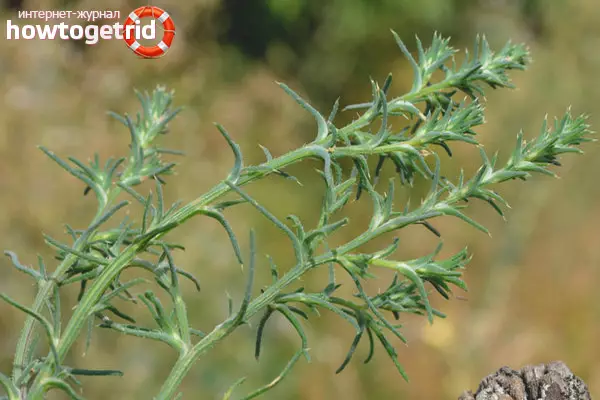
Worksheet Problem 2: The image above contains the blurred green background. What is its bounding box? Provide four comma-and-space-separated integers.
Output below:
1, 0, 599, 398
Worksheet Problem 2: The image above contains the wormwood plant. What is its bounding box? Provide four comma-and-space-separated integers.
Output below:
0, 32, 594, 400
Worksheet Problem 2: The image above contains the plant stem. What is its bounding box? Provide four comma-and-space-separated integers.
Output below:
153, 322, 231, 400
24, 145, 326, 398
22, 76, 482, 398
11, 189, 123, 389
13, 246, 86, 387
173, 294, 191, 350
26, 246, 139, 399
155, 260, 314, 399
153, 173, 461, 398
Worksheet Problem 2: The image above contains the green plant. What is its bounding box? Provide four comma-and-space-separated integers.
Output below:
0, 32, 594, 400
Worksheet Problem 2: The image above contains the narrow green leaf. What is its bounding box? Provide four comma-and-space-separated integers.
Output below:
275, 305, 310, 360
137, 292, 169, 333
391, 30, 422, 93
364, 327, 375, 364
369, 90, 389, 147
143, 162, 177, 179
103, 305, 136, 323
4, 251, 42, 280
200, 208, 243, 266
215, 123, 243, 183
0, 293, 60, 371
328, 97, 340, 122
39, 147, 105, 203
393, 262, 433, 323
371, 326, 409, 382
142, 193, 153, 234
382, 73, 393, 94
213, 198, 247, 210
189, 328, 206, 338
83, 315, 93, 357
240, 350, 303, 400
0, 371, 19, 400
225, 182, 305, 266
98, 319, 180, 349
336, 316, 365, 374
435, 204, 490, 235
255, 308, 275, 359
42, 377, 85, 400
342, 268, 407, 343
125, 115, 144, 172
174, 268, 201, 292
304, 218, 348, 251
259, 144, 273, 162
68, 368, 123, 377
278, 83, 328, 142
289, 293, 360, 332
86, 201, 129, 233
67, 157, 97, 182
154, 178, 165, 222
107, 111, 128, 126
43, 235, 108, 266
97, 278, 147, 307
306, 145, 335, 202
222, 377, 247, 400
231, 229, 256, 327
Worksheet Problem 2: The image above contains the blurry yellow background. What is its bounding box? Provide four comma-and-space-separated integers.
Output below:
1, 0, 599, 398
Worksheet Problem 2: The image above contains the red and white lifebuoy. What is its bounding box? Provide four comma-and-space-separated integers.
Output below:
123, 6, 175, 58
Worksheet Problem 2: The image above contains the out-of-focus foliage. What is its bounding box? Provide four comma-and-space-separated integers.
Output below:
0, 0, 599, 399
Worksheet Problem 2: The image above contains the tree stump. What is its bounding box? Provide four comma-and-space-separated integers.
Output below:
458, 361, 591, 400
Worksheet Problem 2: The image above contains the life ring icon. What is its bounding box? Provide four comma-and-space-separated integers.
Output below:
123, 6, 175, 58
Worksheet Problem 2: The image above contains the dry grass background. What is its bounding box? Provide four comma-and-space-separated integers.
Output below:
0, 0, 599, 398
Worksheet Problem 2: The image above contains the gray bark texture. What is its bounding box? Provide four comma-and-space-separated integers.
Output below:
458, 361, 591, 400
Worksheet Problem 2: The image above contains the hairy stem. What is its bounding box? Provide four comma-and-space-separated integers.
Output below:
11, 189, 125, 390
155, 259, 318, 399
17, 54, 544, 397
24, 145, 328, 398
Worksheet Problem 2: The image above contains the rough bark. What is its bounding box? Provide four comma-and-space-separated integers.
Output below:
458, 361, 591, 400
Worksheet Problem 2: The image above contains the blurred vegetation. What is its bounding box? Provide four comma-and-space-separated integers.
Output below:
1, 0, 599, 398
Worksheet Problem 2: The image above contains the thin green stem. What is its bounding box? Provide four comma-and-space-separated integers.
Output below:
173, 295, 191, 350
153, 323, 230, 400
17, 54, 550, 398
401, 78, 459, 102
370, 258, 407, 270
155, 192, 460, 398
0, 372, 19, 400
160, 146, 319, 229
24, 145, 326, 398
11, 188, 127, 388
27, 246, 139, 399
155, 261, 311, 399
12, 243, 87, 387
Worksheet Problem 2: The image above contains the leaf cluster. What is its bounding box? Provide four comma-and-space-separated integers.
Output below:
0, 33, 594, 400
